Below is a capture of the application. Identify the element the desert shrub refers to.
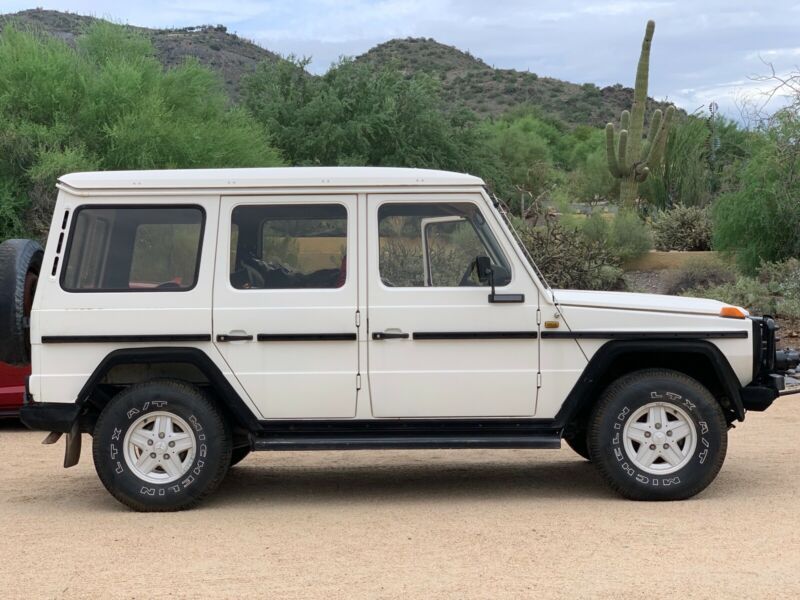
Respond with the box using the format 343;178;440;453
652;205;712;251
661;255;735;295
581;211;652;263
686;259;800;328
609;211;653;261
516;220;623;290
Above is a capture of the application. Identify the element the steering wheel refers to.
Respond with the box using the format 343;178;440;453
155;281;182;290
458;260;479;287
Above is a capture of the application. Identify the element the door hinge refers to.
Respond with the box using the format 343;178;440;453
536;372;542;388
536;308;541;325
355;310;361;328
356;374;362;390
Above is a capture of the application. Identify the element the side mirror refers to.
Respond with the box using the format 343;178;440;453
475;255;524;304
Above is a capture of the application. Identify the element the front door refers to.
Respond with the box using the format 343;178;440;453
213;195;359;419
366;194;540;418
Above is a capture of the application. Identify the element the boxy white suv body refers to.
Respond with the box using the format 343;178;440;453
9;167;791;511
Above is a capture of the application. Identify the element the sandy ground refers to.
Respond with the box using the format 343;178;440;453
1;398;799;599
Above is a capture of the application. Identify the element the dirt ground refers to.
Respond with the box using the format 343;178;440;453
1;398;799;599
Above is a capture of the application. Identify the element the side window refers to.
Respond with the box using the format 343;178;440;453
378;202;511;288
62;206;204;292
230;204;347;290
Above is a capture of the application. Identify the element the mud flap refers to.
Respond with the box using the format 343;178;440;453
41;431;62;445
63;420;82;468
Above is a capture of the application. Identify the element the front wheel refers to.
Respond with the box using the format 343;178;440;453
589;369;727;501
92;380;232;512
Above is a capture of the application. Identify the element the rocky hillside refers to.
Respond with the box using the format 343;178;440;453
1;9;674;127
355;38;675;127
0;9;284;99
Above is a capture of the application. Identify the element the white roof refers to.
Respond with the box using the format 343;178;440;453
58;167;485;191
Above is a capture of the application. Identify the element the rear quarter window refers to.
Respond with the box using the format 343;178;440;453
61;205;205;292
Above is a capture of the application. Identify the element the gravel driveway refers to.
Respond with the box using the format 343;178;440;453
1;397;799;599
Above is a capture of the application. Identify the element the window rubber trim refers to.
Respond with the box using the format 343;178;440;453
59;203;206;293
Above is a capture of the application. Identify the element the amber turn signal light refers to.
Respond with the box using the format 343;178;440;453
720;306;747;319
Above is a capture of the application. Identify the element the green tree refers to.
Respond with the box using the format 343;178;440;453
242;57;509;200
713;110;800;273
0;23;282;238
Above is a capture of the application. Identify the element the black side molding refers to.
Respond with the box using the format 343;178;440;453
42;334;212;344
541;330;748;340
413;331;538;340
257;333;357;342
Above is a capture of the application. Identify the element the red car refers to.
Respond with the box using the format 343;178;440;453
0;361;29;417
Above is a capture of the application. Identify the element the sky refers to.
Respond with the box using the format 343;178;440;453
3;0;800;119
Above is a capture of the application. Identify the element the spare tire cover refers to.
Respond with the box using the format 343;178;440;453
0;239;44;365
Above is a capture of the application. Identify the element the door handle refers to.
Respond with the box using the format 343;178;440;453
216;333;254;342
372;331;410;340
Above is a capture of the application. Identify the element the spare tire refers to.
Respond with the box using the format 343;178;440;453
0;239;43;365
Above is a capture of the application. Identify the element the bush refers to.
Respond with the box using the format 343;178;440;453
581;210;652;263
712;111;800;273
661;255;735;295
685;259;800;329
516;220;623;290
652;205;712;251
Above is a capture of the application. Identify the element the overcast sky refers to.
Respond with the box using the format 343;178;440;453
4;0;800;118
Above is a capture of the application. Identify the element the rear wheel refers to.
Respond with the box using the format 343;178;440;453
589;369;727;500
92;380;231;512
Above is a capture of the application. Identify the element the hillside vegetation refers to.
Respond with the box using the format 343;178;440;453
1;9;672;126
1;9;799;318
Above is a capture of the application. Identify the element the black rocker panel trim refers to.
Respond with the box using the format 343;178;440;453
257;333;357;341
541;330;748;340
251;434;561;451
42;334;212;344
413;331;538;340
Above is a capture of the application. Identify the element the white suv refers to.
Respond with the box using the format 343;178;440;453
4;167;792;511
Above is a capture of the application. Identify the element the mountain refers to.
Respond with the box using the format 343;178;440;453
0;9;284;100
1;9;674;127
355;37;675;127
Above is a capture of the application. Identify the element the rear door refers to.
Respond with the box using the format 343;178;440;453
213;195;359;419
366;194;540;418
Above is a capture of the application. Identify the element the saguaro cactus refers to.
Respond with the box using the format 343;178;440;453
606;20;675;207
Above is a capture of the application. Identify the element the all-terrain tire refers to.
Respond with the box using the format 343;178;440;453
92;380;232;512
0;239;43;365
589;369;727;501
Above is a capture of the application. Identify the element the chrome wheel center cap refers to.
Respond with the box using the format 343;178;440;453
654;431;666;443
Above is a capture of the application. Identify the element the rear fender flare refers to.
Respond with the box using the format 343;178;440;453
75;347;260;431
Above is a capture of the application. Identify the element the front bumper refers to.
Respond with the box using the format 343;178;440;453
741;382;781;412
